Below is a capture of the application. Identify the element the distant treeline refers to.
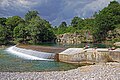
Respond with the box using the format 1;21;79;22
0;1;120;45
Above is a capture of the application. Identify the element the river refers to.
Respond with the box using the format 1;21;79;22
0;49;77;72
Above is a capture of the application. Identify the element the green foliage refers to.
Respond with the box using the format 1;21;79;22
0;10;56;45
5;16;24;41
0;17;6;26
83;19;95;32
25;16;56;44
93;1;120;42
59;21;67;28
14;23;28;43
53;16;95;37
65;26;76;33
53;17;94;36
6;16;24;30
0;25;8;44
58;21;68;34
71;16;84;30
25;10;39;22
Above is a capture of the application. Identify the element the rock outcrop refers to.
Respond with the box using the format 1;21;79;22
56;32;93;45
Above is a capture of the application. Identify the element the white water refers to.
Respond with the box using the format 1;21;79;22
6;46;55;61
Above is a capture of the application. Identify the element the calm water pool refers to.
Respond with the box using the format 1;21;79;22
0;49;77;72
38;42;113;48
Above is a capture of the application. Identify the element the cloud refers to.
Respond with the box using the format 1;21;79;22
0;0;39;17
0;0;120;26
50;0;95;25
51;0;120;25
79;0;116;17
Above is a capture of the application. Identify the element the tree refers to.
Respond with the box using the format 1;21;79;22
56;21;68;34
59;21;67;28
6;16;24;31
94;1;120;42
25;10;39;22
27;16;56;44
83;18;95;32
0;10;56;45
5;16;24;41
0;17;6;26
13;23;28;43
0;25;8;45
71;16;84;30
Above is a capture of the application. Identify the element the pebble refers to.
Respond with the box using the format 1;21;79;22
0;62;119;80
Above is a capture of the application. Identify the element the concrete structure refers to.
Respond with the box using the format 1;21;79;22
6;46;55;61
58;48;120;64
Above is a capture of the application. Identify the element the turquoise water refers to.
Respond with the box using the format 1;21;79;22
0;42;113;72
61;43;112;48
38;42;113;48
0;49;77;72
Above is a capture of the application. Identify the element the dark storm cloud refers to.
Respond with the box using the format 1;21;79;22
0;0;119;26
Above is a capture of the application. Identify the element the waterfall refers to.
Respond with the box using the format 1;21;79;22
6;46;55;61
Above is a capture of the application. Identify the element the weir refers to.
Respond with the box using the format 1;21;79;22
6;46;55;61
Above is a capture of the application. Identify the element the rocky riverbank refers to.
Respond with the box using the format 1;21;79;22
0;62;119;80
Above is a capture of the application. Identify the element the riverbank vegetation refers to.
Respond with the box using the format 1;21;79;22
0;11;56;45
0;1;120;45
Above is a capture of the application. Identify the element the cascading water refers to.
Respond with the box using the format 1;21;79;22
6;46;55;61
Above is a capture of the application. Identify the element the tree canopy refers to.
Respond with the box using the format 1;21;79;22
93;1;120;42
0;10;56;45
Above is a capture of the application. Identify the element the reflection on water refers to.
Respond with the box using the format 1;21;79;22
0;49;77;72
39;42;113;48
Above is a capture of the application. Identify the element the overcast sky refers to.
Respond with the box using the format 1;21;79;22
0;0;120;26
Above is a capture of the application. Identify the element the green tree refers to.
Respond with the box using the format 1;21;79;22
59;21;67;28
27;16;56;44
6;16;24;31
0;10;56;45
25;10;39;22
83;18;95;33
0;25;8;45
13;23;28;43
94;1;120;42
5;16;24;41
0;17;6;26
57;21;67;34
66;25;76;33
71;16;84;30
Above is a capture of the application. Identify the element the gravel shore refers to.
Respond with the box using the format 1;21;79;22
0;62;119;80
